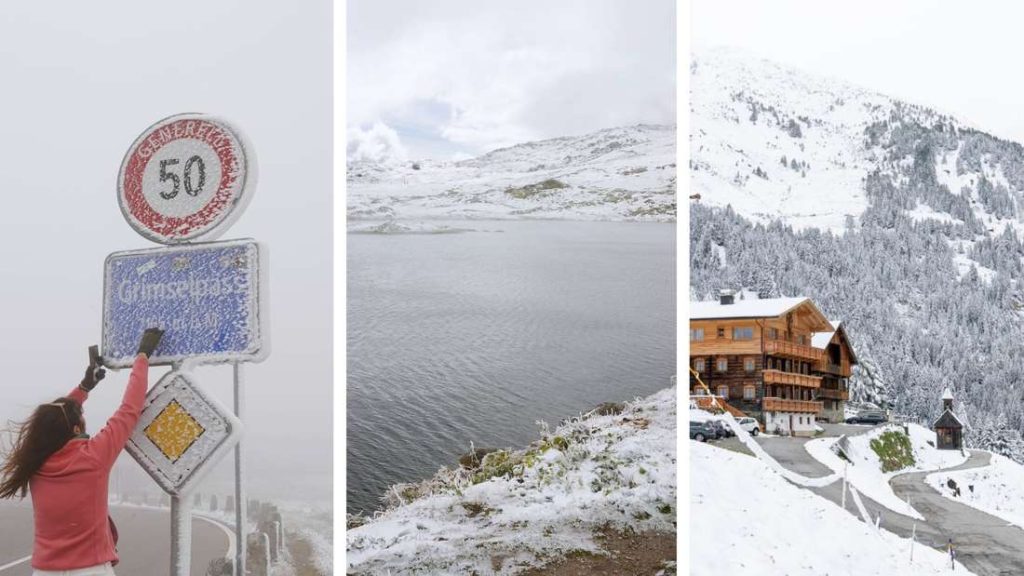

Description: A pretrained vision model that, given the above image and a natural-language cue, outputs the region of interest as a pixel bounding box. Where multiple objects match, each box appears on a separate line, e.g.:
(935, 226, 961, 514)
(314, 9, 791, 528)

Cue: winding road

(0, 501, 230, 576)
(741, 424, 1024, 575)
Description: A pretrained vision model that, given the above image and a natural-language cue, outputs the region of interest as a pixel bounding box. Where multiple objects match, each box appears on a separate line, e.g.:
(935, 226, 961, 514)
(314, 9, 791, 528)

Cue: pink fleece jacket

(29, 354, 148, 570)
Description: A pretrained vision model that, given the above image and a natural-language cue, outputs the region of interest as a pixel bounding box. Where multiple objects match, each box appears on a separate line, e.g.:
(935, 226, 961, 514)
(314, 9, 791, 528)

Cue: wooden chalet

(810, 321, 858, 423)
(689, 290, 853, 436)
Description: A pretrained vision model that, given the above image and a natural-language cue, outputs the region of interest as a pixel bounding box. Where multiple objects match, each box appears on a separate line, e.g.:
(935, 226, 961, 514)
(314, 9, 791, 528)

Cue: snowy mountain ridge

(348, 124, 677, 223)
(691, 48, 1024, 239)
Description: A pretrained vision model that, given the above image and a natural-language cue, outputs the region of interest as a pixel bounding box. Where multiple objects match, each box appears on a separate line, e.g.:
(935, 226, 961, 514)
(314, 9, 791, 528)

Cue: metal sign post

(234, 362, 246, 576)
(109, 113, 265, 576)
(170, 494, 192, 575)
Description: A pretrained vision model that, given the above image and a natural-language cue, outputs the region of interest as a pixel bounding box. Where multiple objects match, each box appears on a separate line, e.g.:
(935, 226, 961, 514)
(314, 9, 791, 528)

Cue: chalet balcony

(815, 361, 850, 377)
(764, 339, 826, 362)
(762, 397, 823, 414)
(763, 369, 823, 389)
(815, 387, 849, 401)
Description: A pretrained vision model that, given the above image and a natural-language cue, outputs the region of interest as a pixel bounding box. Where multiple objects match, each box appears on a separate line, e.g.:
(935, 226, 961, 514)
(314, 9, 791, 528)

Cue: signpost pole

(234, 362, 247, 576)
(170, 494, 192, 576)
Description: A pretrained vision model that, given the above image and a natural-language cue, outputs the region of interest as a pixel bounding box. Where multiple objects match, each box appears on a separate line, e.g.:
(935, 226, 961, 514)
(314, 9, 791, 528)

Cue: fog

(0, 1, 331, 503)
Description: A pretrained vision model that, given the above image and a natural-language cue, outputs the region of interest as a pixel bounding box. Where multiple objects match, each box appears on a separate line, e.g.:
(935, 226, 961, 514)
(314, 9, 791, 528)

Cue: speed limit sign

(117, 113, 257, 244)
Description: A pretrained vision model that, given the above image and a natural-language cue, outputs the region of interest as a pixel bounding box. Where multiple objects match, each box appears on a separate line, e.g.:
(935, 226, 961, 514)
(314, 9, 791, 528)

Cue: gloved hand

(137, 328, 165, 358)
(79, 356, 106, 392)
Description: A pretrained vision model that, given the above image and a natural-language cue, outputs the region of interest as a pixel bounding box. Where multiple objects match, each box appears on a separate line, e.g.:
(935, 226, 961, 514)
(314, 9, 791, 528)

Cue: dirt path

(519, 528, 676, 576)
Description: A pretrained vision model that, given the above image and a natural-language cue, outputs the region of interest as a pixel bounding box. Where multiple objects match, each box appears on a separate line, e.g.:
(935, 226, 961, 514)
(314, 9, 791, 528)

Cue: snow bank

(926, 453, 1024, 530)
(346, 386, 676, 575)
(692, 442, 975, 575)
(805, 424, 968, 520)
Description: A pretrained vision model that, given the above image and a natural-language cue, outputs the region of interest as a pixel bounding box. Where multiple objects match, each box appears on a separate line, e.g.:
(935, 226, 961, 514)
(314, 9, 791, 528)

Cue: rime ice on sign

(117, 113, 257, 244)
(127, 371, 241, 496)
(101, 239, 269, 368)
(144, 400, 205, 462)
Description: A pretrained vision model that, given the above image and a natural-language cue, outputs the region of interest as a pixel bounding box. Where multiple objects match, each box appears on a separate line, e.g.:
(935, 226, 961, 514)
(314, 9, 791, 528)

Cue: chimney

(719, 289, 735, 306)
(942, 388, 954, 411)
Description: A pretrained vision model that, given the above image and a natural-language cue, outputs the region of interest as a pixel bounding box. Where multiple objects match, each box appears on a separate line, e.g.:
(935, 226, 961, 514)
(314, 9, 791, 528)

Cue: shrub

(870, 429, 915, 472)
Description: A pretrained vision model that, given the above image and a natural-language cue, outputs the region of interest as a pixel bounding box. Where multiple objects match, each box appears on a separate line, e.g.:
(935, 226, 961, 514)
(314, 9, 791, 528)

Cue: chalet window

(798, 335, 806, 345)
(717, 327, 725, 339)
(694, 358, 706, 372)
(732, 327, 754, 340)
(690, 328, 704, 341)
(744, 357, 756, 372)
(716, 357, 728, 372)
(743, 385, 756, 400)
(767, 327, 778, 339)
(717, 385, 728, 398)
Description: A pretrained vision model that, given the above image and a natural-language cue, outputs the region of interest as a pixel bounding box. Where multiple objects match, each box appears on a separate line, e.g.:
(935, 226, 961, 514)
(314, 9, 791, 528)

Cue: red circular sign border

(117, 114, 253, 244)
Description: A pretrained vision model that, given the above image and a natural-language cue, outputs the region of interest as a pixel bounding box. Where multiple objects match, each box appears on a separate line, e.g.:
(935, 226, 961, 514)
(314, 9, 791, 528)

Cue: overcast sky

(692, 0, 1024, 144)
(0, 1, 331, 502)
(347, 0, 676, 161)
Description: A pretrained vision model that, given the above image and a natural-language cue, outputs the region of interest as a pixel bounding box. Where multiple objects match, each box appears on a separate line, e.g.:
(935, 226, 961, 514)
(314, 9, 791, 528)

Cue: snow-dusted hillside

(691, 49, 885, 232)
(691, 48, 1024, 238)
(691, 442, 974, 575)
(346, 386, 676, 575)
(348, 125, 676, 223)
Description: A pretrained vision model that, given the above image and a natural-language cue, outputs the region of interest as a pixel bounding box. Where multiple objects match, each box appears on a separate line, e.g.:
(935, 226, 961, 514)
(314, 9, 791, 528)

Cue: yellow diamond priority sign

(127, 371, 241, 495)
(144, 400, 206, 462)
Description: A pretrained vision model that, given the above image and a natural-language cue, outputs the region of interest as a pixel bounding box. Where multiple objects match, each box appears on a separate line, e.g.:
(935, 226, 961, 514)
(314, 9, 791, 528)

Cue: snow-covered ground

(691, 442, 974, 575)
(347, 386, 676, 575)
(805, 424, 968, 519)
(926, 453, 1024, 530)
(348, 124, 676, 224)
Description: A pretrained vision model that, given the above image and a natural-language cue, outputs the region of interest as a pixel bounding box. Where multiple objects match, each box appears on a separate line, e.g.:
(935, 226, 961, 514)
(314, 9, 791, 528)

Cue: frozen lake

(347, 220, 676, 514)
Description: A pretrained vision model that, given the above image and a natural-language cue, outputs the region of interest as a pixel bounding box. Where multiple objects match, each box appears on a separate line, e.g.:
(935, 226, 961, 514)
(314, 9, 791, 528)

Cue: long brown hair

(0, 398, 82, 499)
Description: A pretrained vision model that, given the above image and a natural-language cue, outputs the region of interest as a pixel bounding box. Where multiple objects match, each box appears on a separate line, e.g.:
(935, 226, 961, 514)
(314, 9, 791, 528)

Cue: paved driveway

(747, 426, 1024, 575)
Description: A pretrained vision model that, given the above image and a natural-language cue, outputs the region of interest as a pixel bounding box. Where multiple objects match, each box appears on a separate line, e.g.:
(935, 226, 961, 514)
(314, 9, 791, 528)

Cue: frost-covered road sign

(127, 371, 241, 495)
(102, 239, 268, 368)
(117, 113, 256, 244)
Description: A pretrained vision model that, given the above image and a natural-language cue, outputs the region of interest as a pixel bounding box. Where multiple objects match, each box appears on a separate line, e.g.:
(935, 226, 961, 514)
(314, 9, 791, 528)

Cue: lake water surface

(347, 220, 675, 513)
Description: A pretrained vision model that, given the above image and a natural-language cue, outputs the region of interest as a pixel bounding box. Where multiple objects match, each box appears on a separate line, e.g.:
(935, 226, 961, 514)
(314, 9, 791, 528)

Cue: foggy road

(0, 502, 230, 575)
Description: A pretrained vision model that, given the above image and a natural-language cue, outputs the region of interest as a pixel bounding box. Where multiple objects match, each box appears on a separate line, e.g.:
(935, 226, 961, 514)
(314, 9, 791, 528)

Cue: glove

(79, 359, 106, 392)
(137, 328, 165, 358)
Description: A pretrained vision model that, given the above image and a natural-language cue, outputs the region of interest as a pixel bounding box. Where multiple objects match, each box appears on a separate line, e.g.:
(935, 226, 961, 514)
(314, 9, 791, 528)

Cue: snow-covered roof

(942, 388, 954, 400)
(811, 320, 841, 349)
(933, 409, 963, 429)
(689, 296, 810, 320)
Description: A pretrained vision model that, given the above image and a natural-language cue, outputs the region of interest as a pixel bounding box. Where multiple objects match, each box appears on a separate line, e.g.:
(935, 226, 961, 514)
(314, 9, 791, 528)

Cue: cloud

(347, 121, 408, 163)
(347, 0, 675, 158)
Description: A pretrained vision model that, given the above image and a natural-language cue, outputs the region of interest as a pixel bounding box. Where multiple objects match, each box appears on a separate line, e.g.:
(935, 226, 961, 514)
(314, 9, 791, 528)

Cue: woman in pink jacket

(0, 328, 163, 575)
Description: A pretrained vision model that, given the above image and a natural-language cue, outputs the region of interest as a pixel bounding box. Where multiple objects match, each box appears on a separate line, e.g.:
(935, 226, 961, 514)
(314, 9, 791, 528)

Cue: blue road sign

(102, 239, 268, 368)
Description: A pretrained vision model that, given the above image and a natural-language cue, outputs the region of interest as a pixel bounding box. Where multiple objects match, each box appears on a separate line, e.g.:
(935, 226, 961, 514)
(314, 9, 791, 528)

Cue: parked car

(846, 411, 888, 425)
(709, 419, 733, 438)
(690, 420, 717, 442)
(736, 417, 761, 436)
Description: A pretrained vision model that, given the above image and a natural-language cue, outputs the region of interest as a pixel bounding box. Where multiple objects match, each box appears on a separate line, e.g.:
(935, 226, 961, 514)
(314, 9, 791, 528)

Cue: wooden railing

(815, 361, 849, 376)
(763, 369, 823, 388)
(815, 387, 849, 400)
(762, 397, 823, 413)
(764, 340, 825, 362)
